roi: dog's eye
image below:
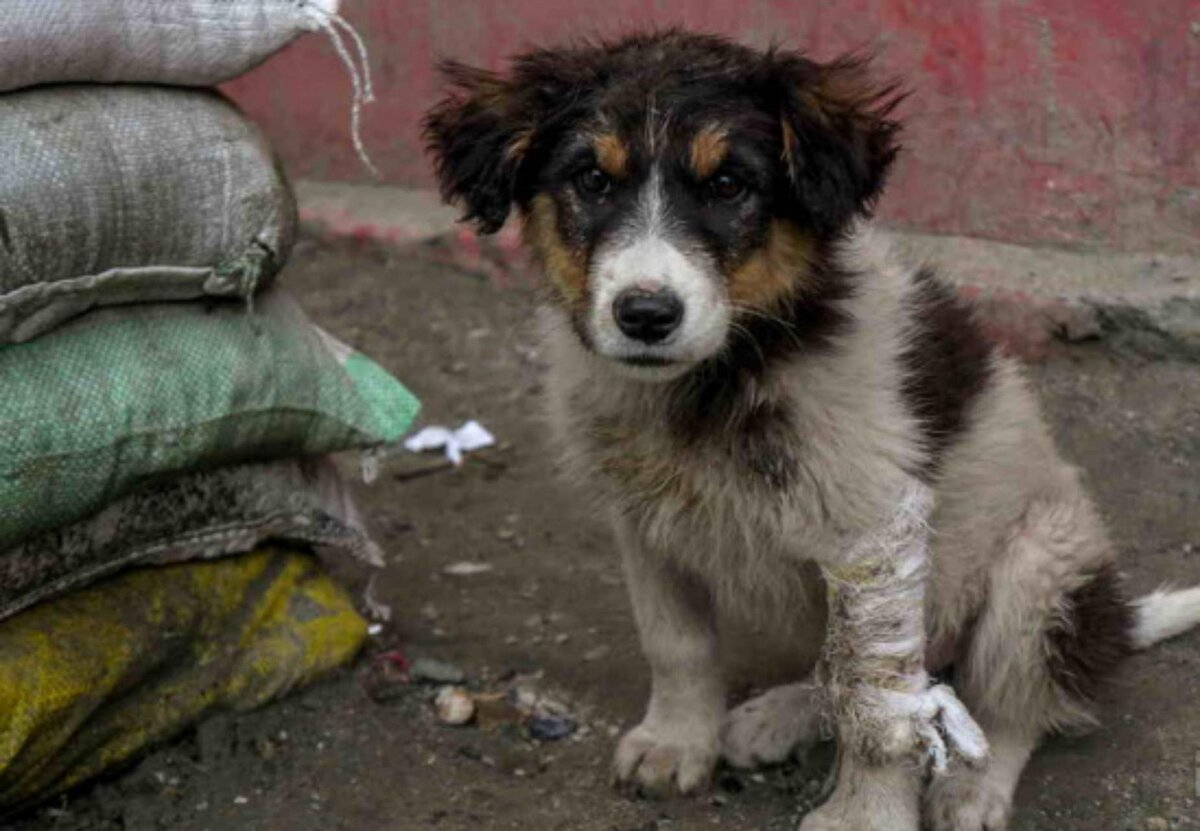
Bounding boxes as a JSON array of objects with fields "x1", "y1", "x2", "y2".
[
  {"x1": 575, "y1": 166, "x2": 613, "y2": 198},
  {"x1": 707, "y1": 172, "x2": 746, "y2": 202}
]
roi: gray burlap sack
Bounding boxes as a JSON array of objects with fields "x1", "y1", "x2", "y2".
[
  {"x1": 0, "y1": 457, "x2": 380, "y2": 623},
  {"x1": 0, "y1": 85, "x2": 296, "y2": 343},
  {"x1": 0, "y1": 0, "x2": 342, "y2": 92}
]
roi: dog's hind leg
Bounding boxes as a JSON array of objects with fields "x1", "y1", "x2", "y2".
[{"x1": 925, "y1": 495, "x2": 1132, "y2": 831}]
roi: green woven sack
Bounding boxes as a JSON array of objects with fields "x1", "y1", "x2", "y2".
[{"x1": 0, "y1": 289, "x2": 418, "y2": 550}]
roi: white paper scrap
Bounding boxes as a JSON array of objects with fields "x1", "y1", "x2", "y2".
[{"x1": 404, "y1": 420, "x2": 496, "y2": 466}]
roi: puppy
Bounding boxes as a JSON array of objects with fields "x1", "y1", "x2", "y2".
[{"x1": 425, "y1": 30, "x2": 1200, "y2": 831}]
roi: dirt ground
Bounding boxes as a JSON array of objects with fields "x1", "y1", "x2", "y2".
[{"x1": 10, "y1": 236, "x2": 1200, "y2": 831}]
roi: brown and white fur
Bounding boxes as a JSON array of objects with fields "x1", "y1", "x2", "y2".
[{"x1": 424, "y1": 30, "x2": 1200, "y2": 831}]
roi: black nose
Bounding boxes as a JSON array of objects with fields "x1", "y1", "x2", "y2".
[{"x1": 613, "y1": 289, "x2": 684, "y2": 344}]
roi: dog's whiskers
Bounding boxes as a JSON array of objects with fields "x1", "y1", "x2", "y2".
[{"x1": 730, "y1": 302, "x2": 810, "y2": 355}]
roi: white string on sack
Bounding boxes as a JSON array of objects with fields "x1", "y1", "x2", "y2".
[{"x1": 304, "y1": 2, "x2": 380, "y2": 177}]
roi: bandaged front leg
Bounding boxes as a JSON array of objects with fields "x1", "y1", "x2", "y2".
[{"x1": 820, "y1": 482, "x2": 988, "y2": 775}]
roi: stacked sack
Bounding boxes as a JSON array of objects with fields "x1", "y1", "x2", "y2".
[{"x1": 0, "y1": 1, "x2": 415, "y2": 814}]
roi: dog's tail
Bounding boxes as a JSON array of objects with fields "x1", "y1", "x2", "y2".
[{"x1": 1131, "y1": 587, "x2": 1200, "y2": 650}]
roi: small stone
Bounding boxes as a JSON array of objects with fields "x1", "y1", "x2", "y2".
[
  {"x1": 553, "y1": 633, "x2": 570, "y2": 645},
  {"x1": 538, "y1": 697, "x2": 571, "y2": 718},
  {"x1": 527, "y1": 714, "x2": 576, "y2": 742},
  {"x1": 511, "y1": 684, "x2": 540, "y2": 711},
  {"x1": 409, "y1": 658, "x2": 467, "y2": 685},
  {"x1": 583, "y1": 645, "x2": 611, "y2": 662},
  {"x1": 435, "y1": 686, "x2": 476, "y2": 726},
  {"x1": 443, "y1": 561, "x2": 494, "y2": 577},
  {"x1": 1144, "y1": 819, "x2": 1169, "y2": 831}
]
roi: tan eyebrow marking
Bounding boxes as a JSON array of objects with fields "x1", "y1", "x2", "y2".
[
  {"x1": 592, "y1": 132, "x2": 630, "y2": 177},
  {"x1": 689, "y1": 125, "x2": 730, "y2": 179}
]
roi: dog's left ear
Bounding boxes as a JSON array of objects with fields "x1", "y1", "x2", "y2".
[
  {"x1": 424, "y1": 61, "x2": 535, "y2": 234},
  {"x1": 769, "y1": 53, "x2": 903, "y2": 237}
]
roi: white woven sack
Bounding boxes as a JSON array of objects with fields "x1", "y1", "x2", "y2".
[
  {"x1": 0, "y1": 0, "x2": 342, "y2": 92},
  {"x1": 0, "y1": 85, "x2": 296, "y2": 343}
]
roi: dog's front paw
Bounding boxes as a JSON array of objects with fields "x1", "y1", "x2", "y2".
[
  {"x1": 799, "y1": 795, "x2": 919, "y2": 831},
  {"x1": 924, "y1": 771, "x2": 1012, "y2": 831},
  {"x1": 614, "y1": 720, "x2": 719, "y2": 797},
  {"x1": 722, "y1": 683, "x2": 825, "y2": 769},
  {"x1": 797, "y1": 762, "x2": 919, "y2": 831}
]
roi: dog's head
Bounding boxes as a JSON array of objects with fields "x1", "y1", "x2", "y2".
[{"x1": 425, "y1": 30, "x2": 901, "y2": 380}]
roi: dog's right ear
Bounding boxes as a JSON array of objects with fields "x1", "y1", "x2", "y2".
[
  {"x1": 768, "y1": 52, "x2": 904, "y2": 238},
  {"x1": 424, "y1": 61, "x2": 534, "y2": 235}
]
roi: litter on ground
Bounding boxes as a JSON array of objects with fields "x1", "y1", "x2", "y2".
[{"x1": 404, "y1": 421, "x2": 496, "y2": 466}]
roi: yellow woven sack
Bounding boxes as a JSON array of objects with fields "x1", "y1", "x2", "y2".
[{"x1": 0, "y1": 546, "x2": 367, "y2": 815}]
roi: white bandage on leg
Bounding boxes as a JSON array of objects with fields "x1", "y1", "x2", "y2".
[{"x1": 820, "y1": 483, "x2": 988, "y2": 775}]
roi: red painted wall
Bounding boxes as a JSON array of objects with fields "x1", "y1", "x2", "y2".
[{"x1": 224, "y1": 1, "x2": 1200, "y2": 254}]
